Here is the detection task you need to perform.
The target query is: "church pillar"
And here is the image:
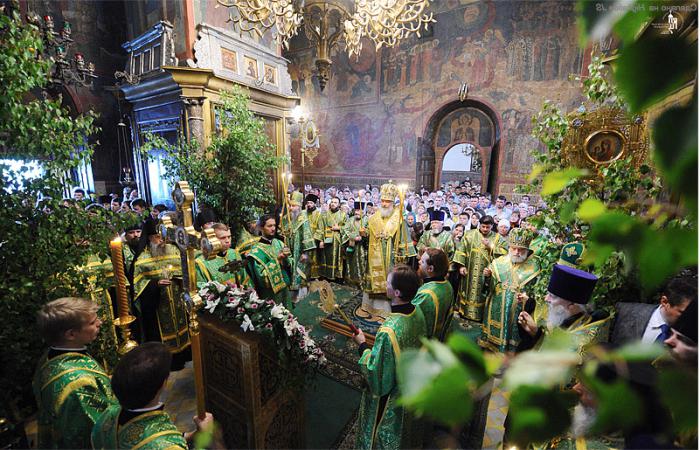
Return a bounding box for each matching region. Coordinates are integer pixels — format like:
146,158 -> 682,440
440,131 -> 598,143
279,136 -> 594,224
183,97 -> 206,148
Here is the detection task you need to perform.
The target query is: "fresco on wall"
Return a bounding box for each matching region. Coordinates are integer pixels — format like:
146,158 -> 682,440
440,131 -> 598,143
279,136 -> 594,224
436,107 -> 494,149
285,0 -> 586,191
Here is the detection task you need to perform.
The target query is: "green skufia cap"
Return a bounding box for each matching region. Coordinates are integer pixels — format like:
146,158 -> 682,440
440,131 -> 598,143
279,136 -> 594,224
289,191 -> 304,206
558,242 -> 586,267
508,228 -> 536,251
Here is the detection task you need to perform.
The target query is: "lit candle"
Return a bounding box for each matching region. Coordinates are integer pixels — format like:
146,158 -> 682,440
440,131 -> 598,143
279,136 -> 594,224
109,237 -> 130,319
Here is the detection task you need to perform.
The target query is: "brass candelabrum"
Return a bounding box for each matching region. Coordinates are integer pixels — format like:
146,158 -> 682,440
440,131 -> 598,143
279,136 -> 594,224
26,12 -> 97,90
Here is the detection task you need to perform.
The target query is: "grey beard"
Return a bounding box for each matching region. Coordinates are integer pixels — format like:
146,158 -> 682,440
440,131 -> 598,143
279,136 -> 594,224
547,303 -> 571,329
571,403 -> 597,437
510,253 -> 527,264
379,206 -> 393,218
432,227 -> 442,235
150,242 -> 167,257
291,210 -> 300,221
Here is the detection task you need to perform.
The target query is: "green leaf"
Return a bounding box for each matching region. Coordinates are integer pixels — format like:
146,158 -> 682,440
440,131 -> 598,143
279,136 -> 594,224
586,377 -> 644,434
527,164 -> 544,183
652,95 -> 698,214
541,168 -> 587,196
508,386 -> 577,447
504,349 -> 580,390
607,341 -> 666,361
577,198 -> 607,221
559,200 -> 577,224
658,367 -> 698,432
615,34 -> 697,113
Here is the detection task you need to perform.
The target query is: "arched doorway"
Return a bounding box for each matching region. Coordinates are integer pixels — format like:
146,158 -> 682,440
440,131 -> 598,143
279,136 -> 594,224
416,99 -> 501,193
439,143 -> 484,186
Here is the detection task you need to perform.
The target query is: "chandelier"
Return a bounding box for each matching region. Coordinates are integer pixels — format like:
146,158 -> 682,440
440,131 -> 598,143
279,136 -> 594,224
26,12 -> 97,90
216,0 -> 435,90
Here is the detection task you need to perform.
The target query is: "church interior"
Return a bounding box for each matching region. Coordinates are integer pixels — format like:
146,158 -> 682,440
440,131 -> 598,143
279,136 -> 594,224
0,0 -> 698,449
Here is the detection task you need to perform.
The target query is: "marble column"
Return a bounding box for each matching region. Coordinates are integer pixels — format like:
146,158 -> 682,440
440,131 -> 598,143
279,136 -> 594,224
183,97 -> 206,148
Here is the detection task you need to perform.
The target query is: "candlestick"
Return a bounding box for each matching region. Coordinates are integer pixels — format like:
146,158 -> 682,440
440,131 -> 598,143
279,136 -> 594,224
109,236 -> 138,354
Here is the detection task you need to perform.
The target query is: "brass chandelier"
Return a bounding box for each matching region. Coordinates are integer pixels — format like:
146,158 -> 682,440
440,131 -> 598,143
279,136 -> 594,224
216,0 -> 435,90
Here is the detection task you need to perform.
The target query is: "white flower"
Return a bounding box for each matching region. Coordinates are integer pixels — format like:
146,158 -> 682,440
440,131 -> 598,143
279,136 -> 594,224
284,317 -> 299,336
198,287 -> 209,297
204,298 -> 220,313
225,298 -> 240,308
229,286 -> 245,298
270,304 -> 286,320
248,290 -> 259,302
213,281 -> 227,293
240,314 -> 255,332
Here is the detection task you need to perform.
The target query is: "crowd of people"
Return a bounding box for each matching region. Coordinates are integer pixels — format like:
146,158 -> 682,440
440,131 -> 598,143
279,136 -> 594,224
32,179 -> 697,449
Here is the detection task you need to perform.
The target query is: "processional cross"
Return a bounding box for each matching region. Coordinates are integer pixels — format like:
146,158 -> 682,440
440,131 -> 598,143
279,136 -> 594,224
159,181 -> 222,419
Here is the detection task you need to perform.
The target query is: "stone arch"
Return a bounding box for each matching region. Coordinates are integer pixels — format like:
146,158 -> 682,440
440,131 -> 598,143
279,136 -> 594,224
416,99 -> 501,193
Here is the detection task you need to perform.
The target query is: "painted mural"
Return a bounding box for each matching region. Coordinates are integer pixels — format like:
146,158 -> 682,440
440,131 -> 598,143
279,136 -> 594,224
285,0 -> 586,193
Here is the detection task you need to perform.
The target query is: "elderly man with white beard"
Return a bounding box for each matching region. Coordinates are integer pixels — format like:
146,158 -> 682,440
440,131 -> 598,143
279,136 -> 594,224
479,228 -> 541,354
364,182 -> 416,312
516,264 -> 613,353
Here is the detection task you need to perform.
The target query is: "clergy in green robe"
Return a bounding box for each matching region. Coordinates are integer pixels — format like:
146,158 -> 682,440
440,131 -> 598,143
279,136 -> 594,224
452,215 -> 508,322
81,253 -> 119,366
480,228 -> 541,353
365,183 -> 417,300
279,191 -> 316,290
517,264 -> 613,355
195,223 -> 252,289
132,222 -> 190,354
92,342 -> 214,449
415,248 -> 455,340
416,209 -> 455,261
235,218 -> 260,257
342,202 -> 369,288
247,214 -> 294,309
353,265 -> 427,450
322,196 -> 348,281
303,193 -> 325,280
33,298 -> 118,449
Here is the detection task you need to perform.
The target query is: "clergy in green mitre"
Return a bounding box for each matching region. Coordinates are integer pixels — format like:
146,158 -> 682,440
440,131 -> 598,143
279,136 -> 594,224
416,209 -> 455,260
235,215 -> 260,257
558,241 -> 586,268
452,215 -> 508,321
415,248 -> 455,340
342,201 -> 369,288
92,342 -> 214,449
280,191 -> 316,291
195,222 -> 252,289
480,228 -> 541,353
247,214 -> 294,308
322,196 -> 348,281
353,265 -> 427,449
365,182 -> 416,311
33,298 -> 118,449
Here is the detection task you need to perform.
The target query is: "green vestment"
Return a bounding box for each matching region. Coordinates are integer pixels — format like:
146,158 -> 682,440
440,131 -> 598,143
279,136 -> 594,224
366,209 -> 417,294
357,307 -> 427,449
480,254 -> 540,353
133,245 -> 190,352
195,248 -> 252,289
322,209 -> 347,280
33,351 -> 118,449
304,209 -> 324,279
92,404 -> 187,449
247,237 -> 294,309
412,279 -> 454,340
416,230 -> 456,260
341,216 -> 369,288
452,229 -> 508,321
235,228 -> 260,257
280,213 -> 316,290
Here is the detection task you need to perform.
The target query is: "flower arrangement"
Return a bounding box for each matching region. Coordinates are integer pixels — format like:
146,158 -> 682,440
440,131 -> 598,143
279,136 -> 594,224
198,281 -> 325,374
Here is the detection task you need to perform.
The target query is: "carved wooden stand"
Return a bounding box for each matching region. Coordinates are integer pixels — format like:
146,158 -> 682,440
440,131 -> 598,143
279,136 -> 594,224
199,314 -> 305,449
